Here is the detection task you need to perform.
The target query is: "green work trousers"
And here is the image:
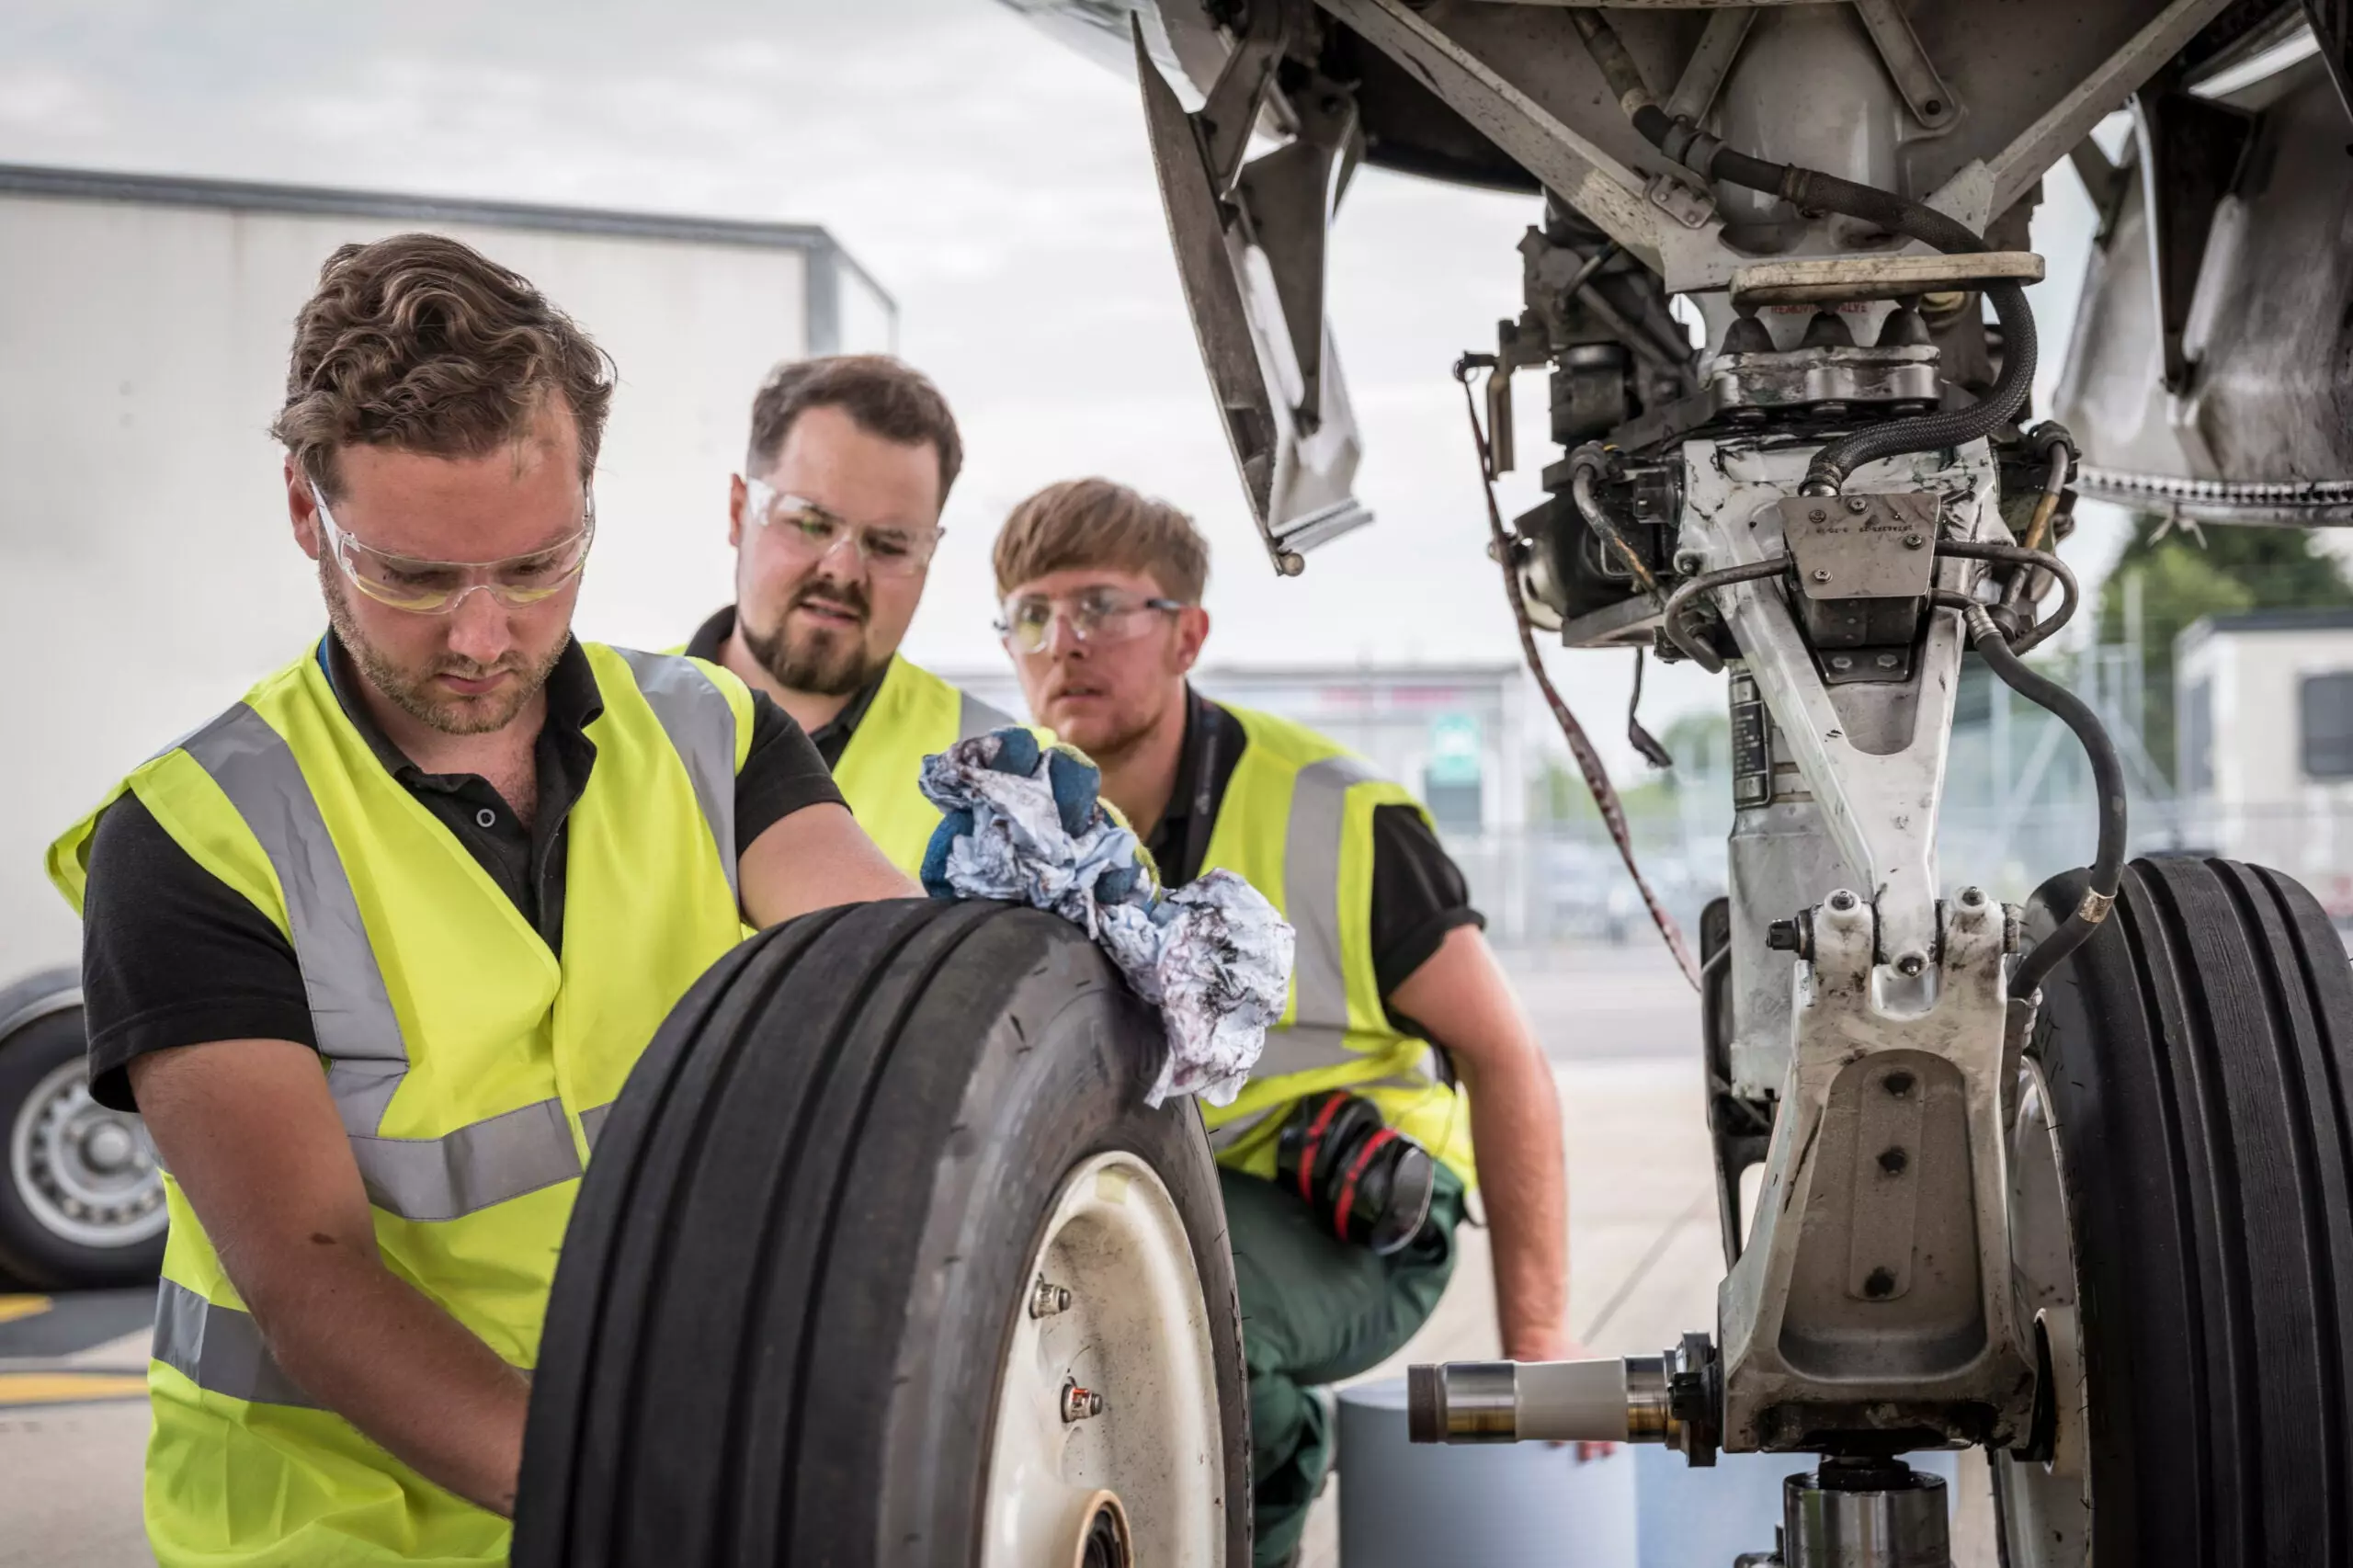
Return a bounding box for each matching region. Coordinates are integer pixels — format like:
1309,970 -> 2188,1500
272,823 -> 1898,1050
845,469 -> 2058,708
1220,1165 -> 1466,1567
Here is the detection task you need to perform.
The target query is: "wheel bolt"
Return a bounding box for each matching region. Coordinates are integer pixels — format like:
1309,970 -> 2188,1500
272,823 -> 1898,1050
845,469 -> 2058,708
1894,952 -> 1926,978
1062,1381 -> 1105,1423
1029,1279 -> 1072,1319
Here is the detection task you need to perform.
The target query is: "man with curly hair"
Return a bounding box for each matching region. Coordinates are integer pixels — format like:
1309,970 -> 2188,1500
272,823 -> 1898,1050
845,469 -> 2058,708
45,233 -> 913,1565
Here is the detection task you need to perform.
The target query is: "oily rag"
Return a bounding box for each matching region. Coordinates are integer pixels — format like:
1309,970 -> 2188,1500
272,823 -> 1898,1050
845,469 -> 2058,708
918,727 -> 1293,1108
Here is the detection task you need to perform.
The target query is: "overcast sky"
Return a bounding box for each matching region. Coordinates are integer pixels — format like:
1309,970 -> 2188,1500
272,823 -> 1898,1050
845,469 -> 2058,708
0,0 -> 2126,768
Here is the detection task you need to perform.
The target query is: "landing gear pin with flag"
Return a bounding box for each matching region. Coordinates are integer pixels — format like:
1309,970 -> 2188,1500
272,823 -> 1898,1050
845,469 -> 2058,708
512,900 -> 1248,1568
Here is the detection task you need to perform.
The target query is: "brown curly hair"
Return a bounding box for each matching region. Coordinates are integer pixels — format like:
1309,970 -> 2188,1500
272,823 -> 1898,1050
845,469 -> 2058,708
746,354 -> 961,502
272,233 -> 613,498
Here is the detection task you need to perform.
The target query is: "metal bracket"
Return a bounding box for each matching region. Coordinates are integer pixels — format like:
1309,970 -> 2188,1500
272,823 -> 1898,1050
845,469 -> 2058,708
1195,1 -> 1290,197
1312,0 -> 1678,275
1779,494 -> 1941,604
2130,88 -> 2256,393
1234,74 -> 1362,429
1678,438 -> 1996,966
1727,253 -> 2045,311
1133,16 -> 1372,574
1664,6 -> 1756,126
1852,0 -> 1961,132
1646,172 -> 1716,231
1717,887 -> 2037,1452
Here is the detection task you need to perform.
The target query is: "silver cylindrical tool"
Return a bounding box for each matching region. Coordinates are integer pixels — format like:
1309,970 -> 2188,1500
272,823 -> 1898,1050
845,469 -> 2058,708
1404,1358 -> 1638,1444
1784,1467 -> 1949,1568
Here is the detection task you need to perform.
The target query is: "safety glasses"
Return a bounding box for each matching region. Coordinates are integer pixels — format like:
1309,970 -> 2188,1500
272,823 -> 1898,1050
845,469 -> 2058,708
996,586 -> 1185,654
312,485 -> 595,614
743,478 -> 942,579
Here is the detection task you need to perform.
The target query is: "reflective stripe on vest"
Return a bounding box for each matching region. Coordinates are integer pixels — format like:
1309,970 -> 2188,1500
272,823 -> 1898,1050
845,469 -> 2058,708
1193,703 -> 1467,1178
613,648 -> 742,903
958,687 -> 1014,742
172,656 -> 741,1229
835,657 -> 1016,875
177,705 -> 587,1222
153,1278 -> 324,1410
1284,754 -> 1383,1040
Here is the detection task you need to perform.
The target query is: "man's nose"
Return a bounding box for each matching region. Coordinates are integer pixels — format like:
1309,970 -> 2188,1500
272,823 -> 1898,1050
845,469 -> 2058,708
1041,611 -> 1086,659
443,586 -> 516,665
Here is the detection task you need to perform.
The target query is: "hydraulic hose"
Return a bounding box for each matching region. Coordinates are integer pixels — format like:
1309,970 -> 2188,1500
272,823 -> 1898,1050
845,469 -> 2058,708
1566,9 -> 2037,494
1962,603 -> 2126,1000
1936,539 -> 2078,655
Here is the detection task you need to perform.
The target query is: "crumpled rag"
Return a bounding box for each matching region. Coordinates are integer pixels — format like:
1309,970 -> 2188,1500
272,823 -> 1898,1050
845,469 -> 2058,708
918,727 -> 1294,1108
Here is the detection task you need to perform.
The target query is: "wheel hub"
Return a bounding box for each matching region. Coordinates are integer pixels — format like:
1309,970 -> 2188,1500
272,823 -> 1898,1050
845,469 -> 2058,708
982,1152 -> 1222,1568
1993,1058 -> 2092,1566
8,1058 -> 167,1249
1073,1491 -> 1132,1568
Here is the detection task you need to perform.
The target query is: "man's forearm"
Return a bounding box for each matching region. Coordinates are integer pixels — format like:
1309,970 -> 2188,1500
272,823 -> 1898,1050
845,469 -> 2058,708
250,1239 -> 530,1516
1459,1047 -> 1572,1360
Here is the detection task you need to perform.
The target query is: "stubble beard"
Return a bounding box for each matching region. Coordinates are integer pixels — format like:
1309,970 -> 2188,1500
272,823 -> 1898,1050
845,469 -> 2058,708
322,564 -> 565,737
740,578 -> 886,699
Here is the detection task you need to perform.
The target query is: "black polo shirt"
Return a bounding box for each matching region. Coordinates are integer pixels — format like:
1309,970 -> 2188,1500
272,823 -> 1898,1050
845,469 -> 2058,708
1145,686 -> 1483,1023
75,634 -> 841,1111
684,605 -> 886,769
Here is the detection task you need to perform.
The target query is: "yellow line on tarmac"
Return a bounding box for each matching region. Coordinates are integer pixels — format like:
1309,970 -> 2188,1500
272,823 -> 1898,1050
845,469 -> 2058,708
0,1295 -> 52,1326
0,1370 -> 149,1408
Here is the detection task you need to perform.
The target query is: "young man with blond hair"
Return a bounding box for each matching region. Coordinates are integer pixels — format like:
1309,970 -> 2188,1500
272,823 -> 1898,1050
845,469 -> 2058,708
990,478 -> 1587,1567
683,355 -> 1011,871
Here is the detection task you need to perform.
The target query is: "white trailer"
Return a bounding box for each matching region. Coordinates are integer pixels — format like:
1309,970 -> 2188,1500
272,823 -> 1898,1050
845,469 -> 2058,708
0,162 -> 892,1287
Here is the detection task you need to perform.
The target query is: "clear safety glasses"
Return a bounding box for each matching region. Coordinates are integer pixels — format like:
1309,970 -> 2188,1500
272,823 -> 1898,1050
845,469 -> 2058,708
743,478 -> 942,579
996,586 -> 1184,654
312,486 -> 595,614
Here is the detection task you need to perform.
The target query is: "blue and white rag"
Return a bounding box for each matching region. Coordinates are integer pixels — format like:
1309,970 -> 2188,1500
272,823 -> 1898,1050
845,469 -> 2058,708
918,727 -> 1294,1108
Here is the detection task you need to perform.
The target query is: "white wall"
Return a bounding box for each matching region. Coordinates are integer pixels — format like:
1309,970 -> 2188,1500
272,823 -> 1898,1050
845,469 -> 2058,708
0,190 -> 816,978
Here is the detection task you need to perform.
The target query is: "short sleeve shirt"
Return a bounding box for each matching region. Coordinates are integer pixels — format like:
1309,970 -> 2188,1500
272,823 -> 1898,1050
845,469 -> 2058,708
1142,687 -> 1483,1035
74,635 -> 841,1110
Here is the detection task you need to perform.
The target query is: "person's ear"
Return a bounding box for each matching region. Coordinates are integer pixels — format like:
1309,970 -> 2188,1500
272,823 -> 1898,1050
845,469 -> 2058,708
728,474 -> 748,550
1174,605 -> 1211,673
287,459 -> 324,562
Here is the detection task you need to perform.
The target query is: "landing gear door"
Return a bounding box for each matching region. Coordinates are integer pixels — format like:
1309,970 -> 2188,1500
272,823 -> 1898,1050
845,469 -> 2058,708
1133,18 -> 1371,575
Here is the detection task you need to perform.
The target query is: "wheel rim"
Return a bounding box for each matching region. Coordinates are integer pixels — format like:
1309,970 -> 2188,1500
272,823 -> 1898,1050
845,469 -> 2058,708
982,1151 -> 1222,1568
8,1057 -> 167,1251
1995,1057 -> 2092,1566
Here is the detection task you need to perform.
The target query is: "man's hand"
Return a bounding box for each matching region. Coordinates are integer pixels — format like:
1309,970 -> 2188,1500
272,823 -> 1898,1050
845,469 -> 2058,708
129,1040 -> 533,1515
739,801 -> 918,926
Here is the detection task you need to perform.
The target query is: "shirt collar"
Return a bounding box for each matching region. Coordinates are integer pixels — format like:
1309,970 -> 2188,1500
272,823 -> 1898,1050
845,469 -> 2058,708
688,604 -> 889,756
316,631 -> 603,779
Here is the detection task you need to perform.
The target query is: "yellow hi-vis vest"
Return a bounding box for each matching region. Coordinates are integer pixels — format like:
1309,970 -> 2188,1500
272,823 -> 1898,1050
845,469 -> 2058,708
1197,704 -> 1477,1188
44,642 -> 755,1568
660,634 -> 1011,878
831,654 -> 1014,874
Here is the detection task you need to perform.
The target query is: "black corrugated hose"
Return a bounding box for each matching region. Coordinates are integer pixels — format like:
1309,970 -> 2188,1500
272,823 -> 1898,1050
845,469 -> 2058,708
1963,604 -> 2126,1000
1566,10 -> 2037,494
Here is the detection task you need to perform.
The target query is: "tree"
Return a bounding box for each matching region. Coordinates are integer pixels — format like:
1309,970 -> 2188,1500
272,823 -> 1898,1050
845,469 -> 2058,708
2097,517 -> 2353,783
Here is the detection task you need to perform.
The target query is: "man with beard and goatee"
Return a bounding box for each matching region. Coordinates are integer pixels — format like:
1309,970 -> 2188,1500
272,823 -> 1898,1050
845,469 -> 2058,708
680,356 -> 1013,873
46,234 -> 914,1565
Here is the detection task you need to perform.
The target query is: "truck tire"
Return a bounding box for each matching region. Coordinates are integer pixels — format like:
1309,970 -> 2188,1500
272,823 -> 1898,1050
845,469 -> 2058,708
0,971 -> 165,1290
515,898 -> 1250,1568
1994,857 -> 2353,1568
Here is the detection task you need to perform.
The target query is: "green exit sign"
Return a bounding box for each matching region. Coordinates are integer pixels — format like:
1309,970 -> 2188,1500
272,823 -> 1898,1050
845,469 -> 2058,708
1427,713 -> 1483,785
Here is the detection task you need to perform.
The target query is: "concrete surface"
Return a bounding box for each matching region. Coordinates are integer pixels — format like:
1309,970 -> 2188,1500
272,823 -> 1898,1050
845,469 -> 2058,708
0,942 -> 1997,1566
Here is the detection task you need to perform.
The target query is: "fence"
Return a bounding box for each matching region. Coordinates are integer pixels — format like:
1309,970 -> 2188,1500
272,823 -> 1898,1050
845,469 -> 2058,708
1455,798 -> 2353,949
